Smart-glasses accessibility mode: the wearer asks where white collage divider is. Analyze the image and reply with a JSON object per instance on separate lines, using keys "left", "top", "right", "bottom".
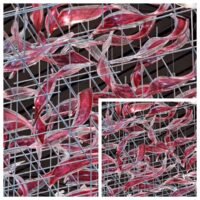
{"left": 99, "top": 98, "right": 197, "bottom": 199}
{"left": 1, "top": 0, "right": 199, "bottom": 199}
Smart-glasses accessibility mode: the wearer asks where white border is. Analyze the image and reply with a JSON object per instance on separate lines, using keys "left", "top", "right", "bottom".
{"left": 99, "top": 98, "right": 198, "bottom": 199}
{"left": 98, "top": 100, "right": 102, "bottom": 198}
{"left": 1, "top": 0, "right": 199, "bottom": 199}
{"left": 100, "top": 98, "right": 197, "bottom": 103}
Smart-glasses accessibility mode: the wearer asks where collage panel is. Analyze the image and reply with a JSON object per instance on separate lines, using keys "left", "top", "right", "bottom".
{"left": 101, "top": 101, "right": 196, "bottom": 197}
{"left": 3, "top": 2, "right": 197, "bottom": 197}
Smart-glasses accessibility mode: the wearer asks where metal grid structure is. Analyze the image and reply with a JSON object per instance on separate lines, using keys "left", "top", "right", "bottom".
{"left": 3, "top": 3, "right": 196, "bottom": 197}
{"left": 101, "top": 101, "right": 196, "bottom": 196}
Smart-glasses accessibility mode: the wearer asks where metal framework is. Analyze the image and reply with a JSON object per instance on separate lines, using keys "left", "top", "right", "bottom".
{"left": 101, "top": 101, "right": 196, "bottom": 196}
{"left": 3, "top": 3, "right": 196, "bottom": 197}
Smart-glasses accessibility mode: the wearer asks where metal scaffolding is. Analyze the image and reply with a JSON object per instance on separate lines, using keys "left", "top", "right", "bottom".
{"left": 101, "top": 101, "right": 196, "bottom": 196}
{"left": 3, "top": 3, "right": 196, "bottom": 197}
